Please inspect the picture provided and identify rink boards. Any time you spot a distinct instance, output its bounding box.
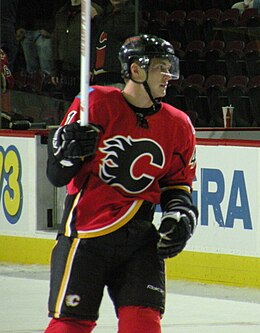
[0,129,260,288]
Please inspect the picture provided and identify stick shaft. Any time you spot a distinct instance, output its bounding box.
[80,0,91,125]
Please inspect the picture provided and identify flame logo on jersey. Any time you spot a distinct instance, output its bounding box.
[99,136,165,194]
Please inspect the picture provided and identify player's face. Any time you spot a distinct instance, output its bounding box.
[147,58,172,98]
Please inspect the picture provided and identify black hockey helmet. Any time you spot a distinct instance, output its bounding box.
[118,34,180,80]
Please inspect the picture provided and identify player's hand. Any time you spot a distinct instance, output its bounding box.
[52,122,100,166]
[157,205,198,259]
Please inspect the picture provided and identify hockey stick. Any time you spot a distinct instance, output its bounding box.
[80,0,91,126]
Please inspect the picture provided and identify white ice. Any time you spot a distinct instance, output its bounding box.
[0,264,260,333]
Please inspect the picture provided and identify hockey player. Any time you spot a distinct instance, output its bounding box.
[44,34,198,333]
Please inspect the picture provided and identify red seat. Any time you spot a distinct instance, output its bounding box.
[204,74,227,91]
[225,40,245,59]
[239,8,260,27]
[184,40,206,75]
[219,8,240,27]
[167,10,187,44]
[224,40,246,76]
[226,75,251,126]
[247,75,260,125]
[183,73,205,88]
[204,40,226,76]
[227,75,249,90]
[205,8,223,21]
[244,40,260,77]
[204,75,228,126]
[165,75,185,110]
[185,39,205,61]
[150,10,169,27]
[170,40,185,59]
[204,39,225,58]
[148,10,170,39]
[217,8,241,42]
[248,74,260,89]
[168,9,186,22]
[184,10,206,43]
[203,8,223,41]
[182,74,205,113]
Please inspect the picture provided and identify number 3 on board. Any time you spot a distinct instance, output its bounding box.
[0,145,23,224]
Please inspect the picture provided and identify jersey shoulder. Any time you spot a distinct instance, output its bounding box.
[89,85,121,99]
[161,102,195,134]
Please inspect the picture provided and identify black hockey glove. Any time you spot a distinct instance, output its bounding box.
[157,205,198,259]
[52,122,100,166]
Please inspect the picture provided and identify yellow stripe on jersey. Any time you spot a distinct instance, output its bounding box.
[77,199,144,238]
[64,192,82,237]
[54,238,80,318]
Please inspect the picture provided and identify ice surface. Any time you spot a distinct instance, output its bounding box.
[1,264,260,333]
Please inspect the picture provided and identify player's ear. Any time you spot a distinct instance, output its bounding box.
[130,62,146,82]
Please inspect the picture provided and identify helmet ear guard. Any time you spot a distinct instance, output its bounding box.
[119,34,180,80]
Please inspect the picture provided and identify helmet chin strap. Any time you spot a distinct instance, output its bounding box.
[130,72,160,111]
[142,80,161,111]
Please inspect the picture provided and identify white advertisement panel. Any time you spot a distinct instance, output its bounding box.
[154,144,260,257]
[0,135,37,234]
[0,133,54,236]
[184,145,259,257]
[1,133,259,258]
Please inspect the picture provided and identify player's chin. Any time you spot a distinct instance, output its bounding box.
[157,85,167,97]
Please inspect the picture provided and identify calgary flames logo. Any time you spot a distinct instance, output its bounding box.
[99,136,165,194]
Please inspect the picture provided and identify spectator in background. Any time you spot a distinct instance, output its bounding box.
[1,48,15,118]
[51,0,103,101]
[91,0,145,88]
[0,0,19,72]
[232,0,254,13]
[0,49,14,94]
[15,0,57,76]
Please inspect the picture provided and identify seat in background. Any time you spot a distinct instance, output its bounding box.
[182,74,205,110]
[203,39,226,76]
[226,75,252,126]
[184,40,205,75]
[217,8,240,42]
[148,10,170,40]
[164,75,185,111]
[239,8,260,42]
[182,74,208,126]
[184,10,205,44]
[247,75,260,126]
[167,10,187,45]
[203,8,223,42]
[239,8,260,27]
[244,40,260,77]
[204,74,228,126]
[224,40,246,77]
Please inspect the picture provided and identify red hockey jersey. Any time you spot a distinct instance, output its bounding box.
[59,86,196,238]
